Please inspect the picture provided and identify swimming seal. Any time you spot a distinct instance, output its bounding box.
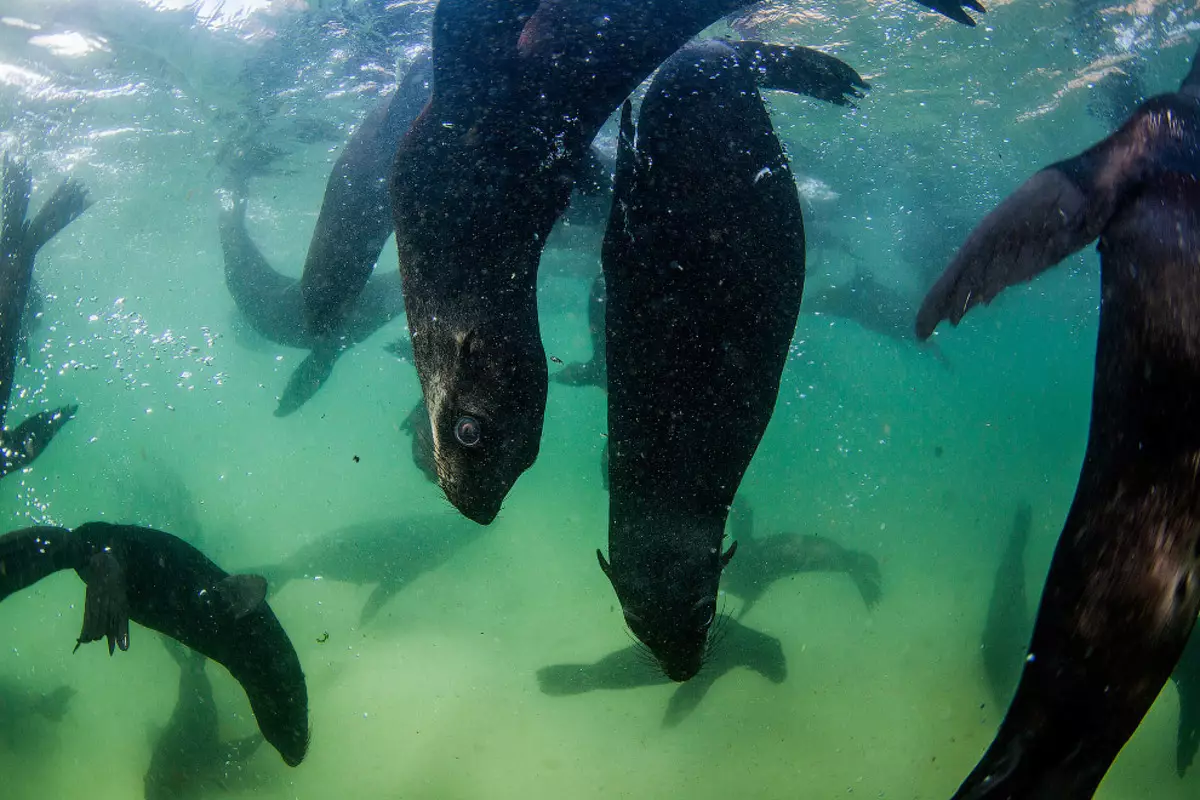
[391,0,974,524]
[0,156,85,477]
[916,45,1200,799]
[0,523,309,766]
[252,514,485,624]
[598,40,865,681]
[721,500,882,618]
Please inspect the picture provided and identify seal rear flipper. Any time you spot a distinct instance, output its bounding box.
[25,178,91,257]
[0,404,77,477]
[211,574,268,620]
[729,41,869,107]
[75,552,130,655]
[915,167,1104,339]
[274,344,341,417]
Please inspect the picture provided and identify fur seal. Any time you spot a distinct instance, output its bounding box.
[297,52,433,334]
[598,40,865,681]
[721,500,882,618]
[916,45,1200,798]
[536,614,786,728]
[218,181,407,417]
[0,156,85,477]
[144,641,263,800]
[0,523,309,766]
[390,0,972,524]
[252,514,485,625]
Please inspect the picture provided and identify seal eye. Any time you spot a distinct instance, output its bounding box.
[454,416,482,447]
[696,601,716,630]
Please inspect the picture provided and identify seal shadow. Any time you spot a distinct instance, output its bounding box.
[535,614,786,728]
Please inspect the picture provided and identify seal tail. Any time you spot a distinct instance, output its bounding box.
[728,41,869,107]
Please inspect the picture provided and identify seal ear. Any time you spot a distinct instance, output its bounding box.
[720,541,738,567]
[596,549,613,580]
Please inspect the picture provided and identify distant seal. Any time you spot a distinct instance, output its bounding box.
[721,500,882,618]
[598,40,866,681]
[916,45,1200,798]
[218,182,408,417]
[144,642,263,800]
[980,503,1033,708]
[391,0,973,524]
[252,514,485,625]
[0,523,309,766]
[0,156,86,476]
[296,51,433,335]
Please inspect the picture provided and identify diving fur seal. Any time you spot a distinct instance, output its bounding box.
[721,500,882,618]
[218,180,408,417]
[0,156,85,476]
[916,45,1200,799]
[144,641,264,800]
[0,523,309,766]
[598,40,866,681]
[297,51,433,334]
[251,514,485,625]
[391,0,975,525]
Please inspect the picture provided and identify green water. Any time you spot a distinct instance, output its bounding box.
[0,0,1197,797]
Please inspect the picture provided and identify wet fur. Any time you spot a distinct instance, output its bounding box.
[599,40,864,681]
[920,51,1200,799]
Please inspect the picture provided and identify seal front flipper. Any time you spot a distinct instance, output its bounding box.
[0,404,77,477]
[24,178,92,256]
[75,552,130,655]
[207,574,268,621]
[913,0,985,27]
[729,41,869,106]
[914,168,1102,339]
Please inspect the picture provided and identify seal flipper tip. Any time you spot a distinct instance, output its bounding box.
[75,552,130,655]
[212,574,268,620]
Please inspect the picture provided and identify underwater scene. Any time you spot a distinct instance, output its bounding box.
[2,0,1200,797]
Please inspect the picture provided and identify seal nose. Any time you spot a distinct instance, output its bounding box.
[441,485,502,525]
[663,660,702,683]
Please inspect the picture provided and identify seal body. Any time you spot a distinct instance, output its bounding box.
[918,50,1200,799]
[599,40,866,681]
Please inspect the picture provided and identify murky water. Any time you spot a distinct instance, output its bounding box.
[0,0,1197,797]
